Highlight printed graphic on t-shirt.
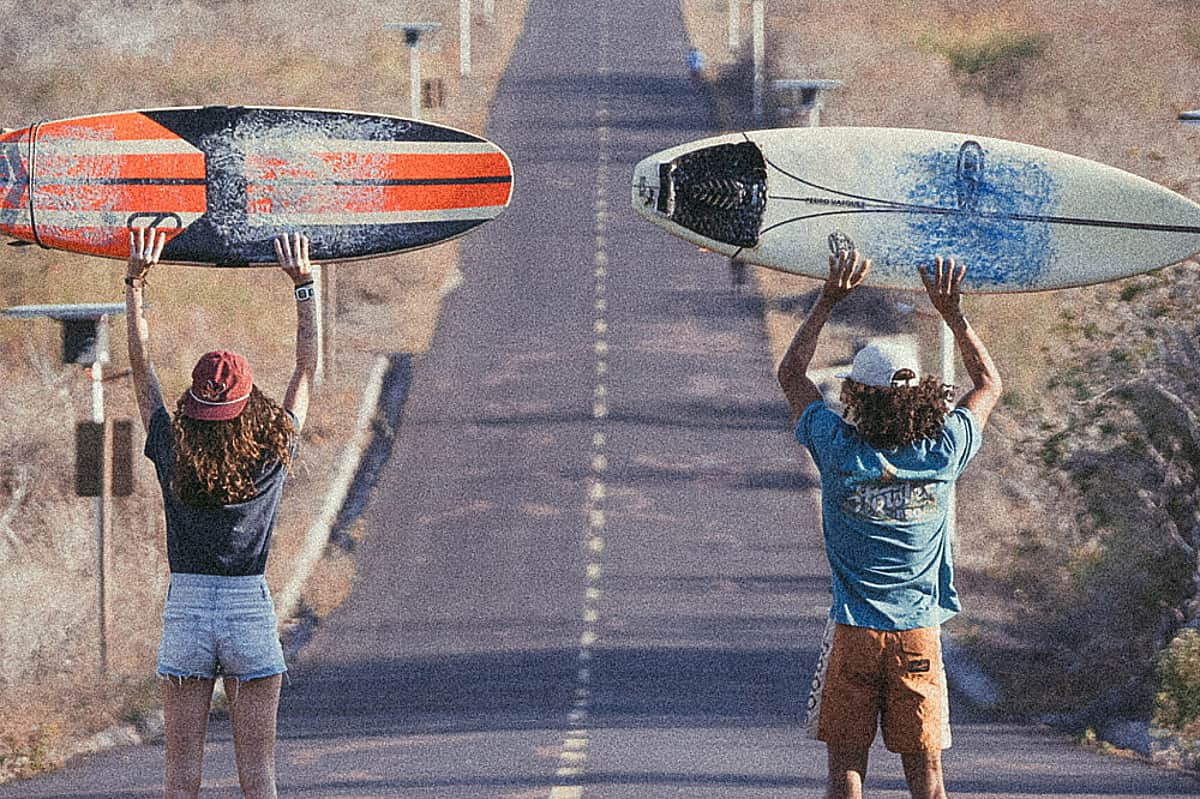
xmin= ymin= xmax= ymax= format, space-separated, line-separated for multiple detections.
xmin=841 ymin=479 xmax=939 ymax=523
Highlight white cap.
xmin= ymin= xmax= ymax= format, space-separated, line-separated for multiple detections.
xmin=838 ymin=339 xmax=921 ymax=388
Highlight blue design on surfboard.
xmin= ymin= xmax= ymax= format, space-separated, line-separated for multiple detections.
xmin=880 ymin=142 xmax=1059 ymax=288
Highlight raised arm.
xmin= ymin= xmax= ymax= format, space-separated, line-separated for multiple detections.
xmin=777 ymin=248 xmax=870 ymax=419
xmin=919 ymin=256 xmax=1003 ymax=429
xmin=125 ymin=227 xmax=167 ymax=430
xmin=276 ymin=233 xmax=318 ymax=432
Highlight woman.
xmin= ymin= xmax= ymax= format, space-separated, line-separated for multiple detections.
xmin=125 ymin=227 xmax=318 ymax=799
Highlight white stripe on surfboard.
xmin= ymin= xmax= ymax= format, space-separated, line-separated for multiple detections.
xmin=17 ymin=209 xmax=206 ymax=228
xmin=29 ymin=139 xmax=503 ymax=160
xmin=14 ymin=205 xmax=502 ymax=230
xmin=32 ymin=139 xmax=203 ymax=157
xmin=241 ymin=140 xmax=505 ymax=158
xmin=245 ymin=205 xmax=508 ymax=226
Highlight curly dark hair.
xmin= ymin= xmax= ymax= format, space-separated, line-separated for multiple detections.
xmin=840 ymin=375 xmax=955 ymax=450
xmin=170 ymin=386 xmax=295 ymax=506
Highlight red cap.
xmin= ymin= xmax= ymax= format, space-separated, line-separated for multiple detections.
xmin=183 ymin=351 xmax=253 ymax=421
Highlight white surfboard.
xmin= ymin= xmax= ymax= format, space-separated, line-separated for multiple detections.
xmin=631 ymin=127 xmax=1200 ymax=293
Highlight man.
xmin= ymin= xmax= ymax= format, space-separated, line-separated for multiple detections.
xmin=777 ymin=249 xmax=1002 ymax=799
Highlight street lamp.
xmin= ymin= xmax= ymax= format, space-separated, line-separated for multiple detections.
xmin=2 ymin=302 xmax=131 ymax=679
xmin=384 ymin=22 xmax=442 ymax=119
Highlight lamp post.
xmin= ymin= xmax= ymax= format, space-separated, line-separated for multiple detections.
xmin=385 ymin=22 xmax=442 ymax=119
xmin=2 ymin=303 xmax=128 ymax=679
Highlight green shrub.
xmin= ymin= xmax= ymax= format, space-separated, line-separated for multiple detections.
xmin=1155 ymin=628 xmax=1200 ymax=737
xmin=923 ymin=30 xmax=1049 ymax=76
xmin=1184 ymin=24 xmax=1200 ymax=58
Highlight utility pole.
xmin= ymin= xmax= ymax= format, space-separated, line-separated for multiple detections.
xmin=385 ymin=22 xmax=441 ymax=120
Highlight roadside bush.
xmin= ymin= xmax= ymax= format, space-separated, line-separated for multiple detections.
xmin=935 ymin=31 xmax=1050 ymax=76
xmin=1156 ymin=628 xmax=1200 ymax=738
xmin=920 ymin=28 xmax=1050 ymax=101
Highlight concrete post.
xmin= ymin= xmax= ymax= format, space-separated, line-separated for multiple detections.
xmin=728 ymin=0 xmax=739 ymax=52
xmin=90 ymin=360 xmax=110 ymax=678
xmin=752 ymin=0 xmax=765 ymax=120
xmin=409 ymin=47 xmax=422 ymax=119
xmin=460 ymin=0 xmax=472 ymax=77
xmin=941 ymin=319 xmax=957 ymax=547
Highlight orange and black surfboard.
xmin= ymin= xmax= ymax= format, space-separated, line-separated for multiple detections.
xmin=0 ymin=106 xmax=513 ymax=266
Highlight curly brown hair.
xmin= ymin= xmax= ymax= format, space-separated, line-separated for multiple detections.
xmin=840 ymin=376 xmax=955 ymax=450
xmin=170 ymin=386 xmax=295 ymax=506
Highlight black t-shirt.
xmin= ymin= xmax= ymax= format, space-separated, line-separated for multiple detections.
xmin=144 ymin=406 xmax=297 ymax=576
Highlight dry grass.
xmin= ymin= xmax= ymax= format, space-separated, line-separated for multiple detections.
xmin=683 ymin=0 xmax=1200 ymax=723
xmin=0 ymin=0 xmax=528 ymax=778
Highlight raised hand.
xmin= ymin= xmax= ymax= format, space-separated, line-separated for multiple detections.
xmin=918 ymin=256 xmax=966 ymax=321
xmin=274 ymin=232 xmax=312 ymax=285
xmin=821 ymin=247 xmax=871 ymax=304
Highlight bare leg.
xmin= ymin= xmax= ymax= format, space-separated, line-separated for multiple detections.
xmin=161 ymin=677 xmax=216 ymax=799
xmin=225 ymin=674 xmax=282 ymax=799
xmin=826 ymin=745 xmax=869 ymax=799
xmin=901 ymin=751 xmax=948 ymax=799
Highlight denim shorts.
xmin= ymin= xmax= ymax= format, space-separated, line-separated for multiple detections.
xmin=157 ymin=573 xmax=287 ymax=682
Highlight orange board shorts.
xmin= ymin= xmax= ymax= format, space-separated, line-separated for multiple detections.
xmin=805 ymin=620 xmax=951 ymax=753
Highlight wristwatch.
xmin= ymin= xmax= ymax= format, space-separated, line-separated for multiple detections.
xmin=294 ymin=282 xmax=315 ymax=302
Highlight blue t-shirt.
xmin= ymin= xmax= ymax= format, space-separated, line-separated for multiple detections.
xmin=144 ymin=406 xmax=297 ymax=576
xmin=795 ymin=401 xmax=982 ymax=631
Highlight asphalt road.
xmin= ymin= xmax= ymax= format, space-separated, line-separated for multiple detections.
xmin=4 ymin=0 xmax=1199 ymax=797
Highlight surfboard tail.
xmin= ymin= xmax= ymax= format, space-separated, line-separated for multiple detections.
xmin=655 ymin=140 xmax=767 ymax=249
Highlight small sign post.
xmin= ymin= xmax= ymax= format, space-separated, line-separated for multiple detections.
xmin=385 ymin=22 xmax=442 ymax=120
xmin=2 ymin=303 xmax=129 ymax=679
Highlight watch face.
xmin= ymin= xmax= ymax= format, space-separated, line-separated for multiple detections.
xmin=295 ymin=286 xmax=314 ymax=301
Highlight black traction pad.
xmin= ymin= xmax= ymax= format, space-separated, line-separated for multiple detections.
xmin=663 ymin=140 xmax=766 ymax=249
